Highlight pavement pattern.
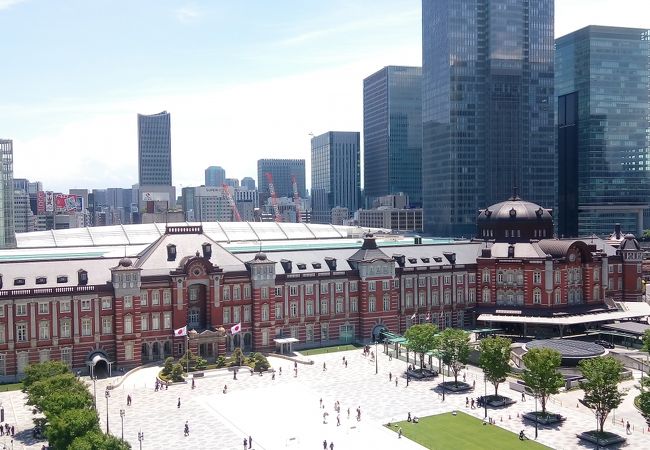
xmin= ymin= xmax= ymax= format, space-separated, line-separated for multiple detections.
xmin=1 ymin=348 xmax=650 ymax=449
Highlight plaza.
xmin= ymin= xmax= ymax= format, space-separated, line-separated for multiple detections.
xmin=1 ymin=347 xmax=650 ymax=449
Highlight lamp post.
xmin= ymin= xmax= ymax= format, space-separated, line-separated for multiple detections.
xmin=375 ymin=341 xmax=378 ymax=375
xmin=92 ymin=376 xmax=97 ymax=410
xmin=138 ymin=430 xmax=144 ymax=450
xmin=534 ymin=392 xmax=538 ymax=439
xmin=120 ymin=409 xmax=125 ymax=441
xmin=104 ymin=389 xmax=110 ymax=434
xmin=442 ymin=364 xmax=446 ymax=401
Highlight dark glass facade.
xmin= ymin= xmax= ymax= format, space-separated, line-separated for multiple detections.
xmin=556 ymin=26 xmax=650 ymax=236
xmin=205 ymin=166 xmax=226 ymax=187
xmin=138 ymin=111 xmax=172 ymax=186
xmin=557 ymin=92 xmax=579 ymax=237
xmin=363 ymin=66 xmax=422 ymax=207
xmin=311 ymin=132 xmax=361 ymax=224
xmin=422 ymin=0 xmax=555 ymax=236
xmin=256 ymin=159 xmax=306 ymax=203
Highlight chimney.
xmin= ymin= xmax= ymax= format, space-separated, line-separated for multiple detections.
xmin=202 ymin=242 xmax=212 ymax=259
xmin=167 ymin=244 xmax=177 ymax=261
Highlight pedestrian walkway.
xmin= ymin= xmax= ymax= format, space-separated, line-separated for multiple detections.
xmin=3 ymin=348 xmax=650 ymax=449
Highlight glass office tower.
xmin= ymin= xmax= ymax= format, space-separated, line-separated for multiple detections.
xmin=422 ymin=0 xmax=555 ymax=236
xmin=0 ymin=139 xmax=15 ymax=248
xmin=556 ymin=26 xmax=650 ymax=236
xmin=311 ymin=132 xmax=361 ymax=224
xmin=138 ymin=111 xmax=172 ymax=186
xmin=364 ymin=66 xmax=422 ymax=207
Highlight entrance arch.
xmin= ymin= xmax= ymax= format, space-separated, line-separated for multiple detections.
xmin=141 ymin=343 xmax=150 ymax=362
xmin=87 ymin=351 xmax=112 ymax=378
xmin=371 ymin=324 xmax=388 ymax=342
xmin=152 ymin=342 xmax=161 ymax=360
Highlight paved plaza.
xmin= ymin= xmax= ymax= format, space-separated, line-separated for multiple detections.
xmin=1 ymin=349 xmax=650 ymax=449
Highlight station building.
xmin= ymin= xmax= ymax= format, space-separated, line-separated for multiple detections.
xmin=0 ymin=195 xmax=647 ymax=381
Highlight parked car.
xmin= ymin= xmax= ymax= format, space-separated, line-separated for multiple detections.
xmin=595 ymin=339 xmax=615 ymax=349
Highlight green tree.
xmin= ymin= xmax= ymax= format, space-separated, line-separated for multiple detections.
xmin=253 ymin=353 xmax=270 ymax=372
xmin=22 ymin=360 xmax=70 ymax=391
xmin=639 ymin=329 xmax=650 ymax=423
xmin=46 ymin=407 xmax=100 ymax=450
xmin=70 ymin=431 xmax=131 ymax=450
xmin=171 ymin=363 xmax=184 ymax=382
xmin=437 ymin=328 xmax=471 ymax=386
xmin=404 ymin=323 xmax=438 ymax=370
xmin=638 ymin=392 xmax=650 ymax=426
xmin=231 ymin=347 xmax=244 ymax=366
xmin=162 ymin=357 xmax=174 ymax=376
xmin=579 ymin=356 xmax=625 ymax=434
xmin=522 ymin=348 xmax=564 ymax=416
xmin=27 ymin=373 xmax=79 ymax=412
xmin=38 ymin=383 xmax=93 ymax=418
xmin=479 ymin=336 xmax=512 ymax=398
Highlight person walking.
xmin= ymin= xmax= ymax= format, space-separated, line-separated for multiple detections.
xmin=177 ymin=397 xmax=181 ymax=408
xmin=347 ymin=407 xmax=350 ymax=419
xmin=395 ymin=378 xmax=398 ymax=387
xmin=127 ymin=394 xmax=132 ymax=406
xmin=337 ymin=414 xmax=341 ymax=426
xmin=243 ymin=438 xmax=248 ymax=449
xmin=329 ymin=442 xmax=334 ymax=450
xmin=626 ymin=421 xmax=631 ymax=434
xmin=320 ymin=398 xmax=323 ymax=408
xmin=323 ymin=439 xmax=327 ymax=449
xmin=248 ymin=435 xmax=252 ymax=448
xmin=389 ymin=372 xmax=392 ymax=382
xmin=184 ymin=421 xmax=189 ymax=436
xmin=398 ymin=427 xmax=403 ymax=439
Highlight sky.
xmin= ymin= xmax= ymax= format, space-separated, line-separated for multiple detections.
xmin=1 ymin=0 xmax=649 ymax=193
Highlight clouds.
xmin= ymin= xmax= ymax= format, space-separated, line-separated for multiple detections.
xmin=0 ymin=0 xmax=26 ymax=11
xmin=174 ymin=5 xmax=201 ymax=24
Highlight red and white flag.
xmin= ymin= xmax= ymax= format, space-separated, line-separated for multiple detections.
xmin=174 ymin=326 xmax=187 ymax=337
xmin=426 ymin=313 xmax=431 ymax=321
xmin=230 ymin=322 xmax=242 ymax=335
xmin=410 ymin=313 xmax=416 ymax=320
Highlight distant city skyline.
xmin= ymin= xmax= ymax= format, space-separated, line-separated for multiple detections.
xmin=0 ymin=0 xmax=648 ymax=193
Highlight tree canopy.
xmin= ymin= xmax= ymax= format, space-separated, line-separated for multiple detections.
xmin=579 ymin=356 xmax=625 ymax=434
xmin=479 ymin=336 xmax=512 ymax=397
xmin=404 ymin=323 xmax=438 ymax=369
xmin=522 ymin=347 xmax=564 ymax=416
xmin=22 ymin=360 xmax=69 ymax=391
xmin=437 ymin=328 xmax=471 ymax=386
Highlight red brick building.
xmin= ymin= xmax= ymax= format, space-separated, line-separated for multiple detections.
xmin=0 ymin=197 xmax=646 ymax=381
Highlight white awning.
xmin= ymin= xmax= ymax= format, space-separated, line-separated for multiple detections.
xmin=90 ymin=353 xmax=108 ymax=366
xmin=478 ymin=302 xmax=650 ymax=326
xmin=274 ymin=338 xmax=299 ymax=344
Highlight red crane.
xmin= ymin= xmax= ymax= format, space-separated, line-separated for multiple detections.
xmin=291 ymin=175 xmax=302 ymax=223
xmin=265 ymin=172 xmax=282 ymax=222
xmin=222 ymin=184 xmax=242 ymax=222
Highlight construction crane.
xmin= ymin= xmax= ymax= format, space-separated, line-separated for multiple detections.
xmin=265 ymin=172 xmax=282 ymax=222
xmin=291 ymin=175 xmax=302 ymax=223
xmin=222 ymin=184 xmax=242 ymax=222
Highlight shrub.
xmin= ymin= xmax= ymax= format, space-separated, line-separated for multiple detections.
xmin=171 ymin=363 xmax=184 ymax=382
xmin=215 ymin=356 xmax=226 ymax=368
xmin=162 ymin=357 xmax=174 ymax=376
xmin=253 ymin=353 xmax=270 ymax=372
xmin=195 ymin=357 xmax=207 ymax=370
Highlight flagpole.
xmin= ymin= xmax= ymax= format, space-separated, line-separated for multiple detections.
xmin=186 ymin=333 xmax=189 ymax=376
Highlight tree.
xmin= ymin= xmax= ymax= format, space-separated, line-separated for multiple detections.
xmin=437 ymin=328 xmax=471 ymax=386
xmin=639 ymin=330 xmax=650 ymax=423
xmin=38 ymin=384 xmax=93 ymax=418
xmin=46 ymin=408 xmax=101 ymax=450
xmin=231 ymin=347 xmax=244 ymax=366
xmin=638 ymin=392 xmax=650 ymax=426
xmin=162 ymin=357 xmax=174 ymax=376
xmin=70 ymin=431 xmax=131 ymax=450
xmin=479 ymin=336 xmax=512 ymax=397
xmin=27 ymin=373 xmax=80 ymax=412
xmin=171 ymin=363 xmax=184 ymax=382
xmin=579 ymin=356 xmax=625 ymax=434
xmin=22 ymin=360 xmax=69 ymax=391
xmin=522 ymin=348 xmax=564 ymax=416
xmin=253 ymin=353 xmax=270 ymax=372
xmin=404 ymin=323 xmax=438 ymax=370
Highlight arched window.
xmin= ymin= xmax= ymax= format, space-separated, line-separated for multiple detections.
xmin=533 ymin=289 xmax=542 ymax=304
xmin=482 ymin=288 xmax=491 ymax=303
xmin=593 ymin=287 xmax=600 ymax=300
xmin=554 ymin=289 xmax=561 ymax=304
xmin=320 ymin=299 xmax=328 ymax=315
xmin=124 ymin=315 xmax=133 ymax=334
xmin=188 ymin=308 xmax=200 ymax=327
xmin=261 ymin=304 xmax=269 ymax=321
xmin=497 ymin=271 xmax=504 ymax=283
xmin=482 ymin=269 xmax=490 ymax=283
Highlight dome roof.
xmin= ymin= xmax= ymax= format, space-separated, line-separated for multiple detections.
xmin=118 ymin=258 xmax=133 ymax=267
xmin=476 ymin=195 xmax=554 ymax=243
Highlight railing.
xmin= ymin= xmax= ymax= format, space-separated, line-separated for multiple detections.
xmin=0 ymin=285 xmax=97 ymax=297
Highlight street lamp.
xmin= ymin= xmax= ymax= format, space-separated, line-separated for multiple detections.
xmin=375 ymin=341 xmax=378 ymax=375
xmin=120 ymin=409 xmax=125 ymax=441
xmin=442 ymin=364 xmax=446 ymax=401
xmin=93 ymin=376 xmax=97 ymax=410
xmin=138 ymin=430 xmax=144 ymax=450
xmin=534 ymin=392 xmax=538 ymax=439
xmin=105 ymin=389 xmax=111 ymax=434
xmin=484 ymin=373 xmax=488 ymax=419
xmin=595 ymin=412 xmax=601 ymax=450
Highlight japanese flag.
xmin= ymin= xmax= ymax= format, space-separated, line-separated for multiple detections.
xmin=426 ymin=313 xmax=431 ymax=321
xmin=230 ymin=323 xmax=242 ymax=335
xmin=174 ymin=326 xmax=187 ymax=337
xmin=410 ymin=313 xmax=416 ymax=320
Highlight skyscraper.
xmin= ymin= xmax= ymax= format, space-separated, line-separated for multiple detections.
xmin=205 ymin=166 xmax=226 ymax=187
xmin=241 ymin=177 xmax=256 ymax=191
xmin=364 ymin=66 xmax=422 ymax=207
xmin=0 ymin=139 xmax=16 ymax=247
xmin=257 ymin=159 xmax=306 ymax=203
xmin=556 ymin=26 xmax=650 ymax=237
xmin=311 ymin=132 xmax=361 ymax=224
xmin=422 ymin=0 xmax=555 ymax=236
xmin=138 ymin=111 xmax=172 ymax=186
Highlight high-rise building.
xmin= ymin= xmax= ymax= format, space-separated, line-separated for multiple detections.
xmin=205 ymin=166 xmax=226 ymax=187
xmin=257 ymin=159 xmax=306 ymax=203
xmin=363 ymin=66 xmax=422 ymax=207
xmin=225 ymin=178 xmax=239 ymax=188
xmin=0 ymin=139 xmax=15 ymax=247
xmin=556 ymin=26 xmax=650 ymax=237
xmin=422 ymin=0 xmax=556 ymax=236
xmin=311 ymin=132 xmax=361 ymax=224
xmin=241 ymin=177 xmax=256 ymax=191
xmin=138 ymin=111 xmax=172 ymax=186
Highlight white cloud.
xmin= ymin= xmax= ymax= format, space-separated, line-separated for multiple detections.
xmin=12 ymin=43 xmax=421 ymax=193
xmin=174 ymin=5 xmax=201 ymax=23
xmin=0 ymin=0 xmax=27 ymax=11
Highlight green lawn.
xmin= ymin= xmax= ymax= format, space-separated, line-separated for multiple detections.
xmin=386 ymin=412 xmax=551 ymax=450
xmin=0 ymin=382 xmax=22 ymax=392
xmin=299 ymin=344 xmax=361 ymax=356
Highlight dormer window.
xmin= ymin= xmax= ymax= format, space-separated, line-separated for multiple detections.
xmin=408 ymin=258 xmax=417 ymax=264
xmin=14 ymin=278 xmax=25 ymax=286
xmin=312 ymin=263 xmax=321 ymax=269
xmin=421 ymin=258 xmax=430 ymax=263
xmin=36 ymin=277 xmax=47 ymax=285
xmin=297 ymin=263 xmax=307 ymax=270
xmin=434 ymin=257 xmax=442 ymax=262
xmin=57 ymin=275 xmax=68 ymax=284
xmin=77 ymin=269 xmax=88 ymax=286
